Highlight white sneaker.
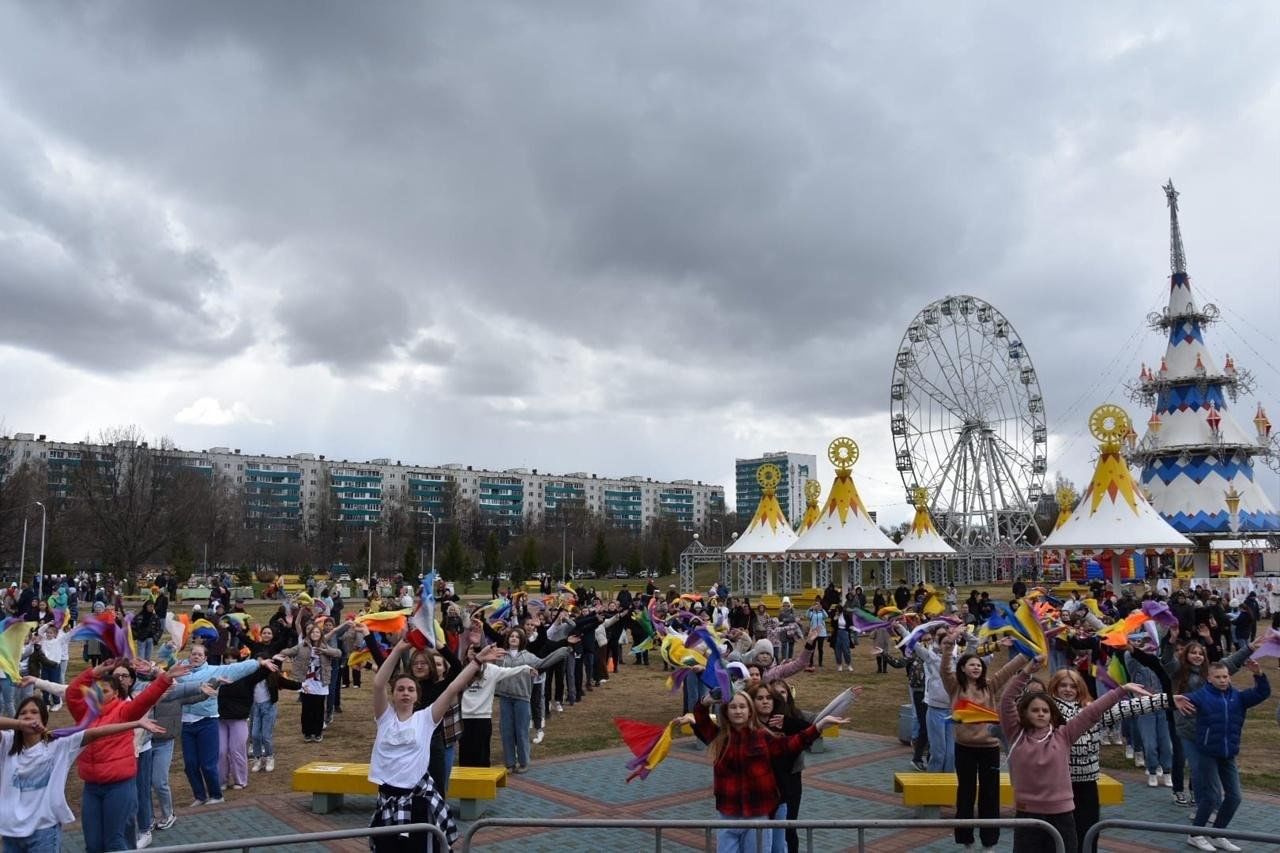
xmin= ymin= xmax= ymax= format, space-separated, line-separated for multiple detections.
xmin=555 ymin=702 xmax=564 ymax=713
xmin=189 ymin=799 xmax=205 ymax=808
xmin=251 ymin=758 xmax=262 ymax=773
xmin=155 ymin=815 xmax=176 ymax=831
xmin=205 ymin=797 xmax=225 ymax=805
xmin=1186 ymin=837 xmax=1216 ymax=852
xmin=265 ymin=756 xmax=275 ymax=772
xmin=1148 ymin=774 xmax=1159 ymax=787
xmin=1210 ymin=839 xmax=1242 ymax=852
xmin=136 ymin=830 xmax=153 ymax=849
xmin=1136 ymin=754 xmax=1146 ymax=767
xmin=1125 ymin=746 xmax=1135 ymax=759
xmin=1163 ymin=774 xmax=1174 ymax=788
xmin=534 ymin=729 xmax=544 ymax=744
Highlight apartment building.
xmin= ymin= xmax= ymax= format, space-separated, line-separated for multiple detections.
xmin=734 ymin=451 xmax=817 ymax=528
xmin=1 ymin=433 xmax=725 ymax=534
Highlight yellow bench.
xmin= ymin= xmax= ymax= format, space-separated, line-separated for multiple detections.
xmin=893 ymin=771 xmax=1123 ymax=817
xmin=293 ymin=762 xmax=507 ymax=819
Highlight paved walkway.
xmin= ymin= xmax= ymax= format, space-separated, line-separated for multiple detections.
xmin=64 ymin=731 xmax=1280 ymax=851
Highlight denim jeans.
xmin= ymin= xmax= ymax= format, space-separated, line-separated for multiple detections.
xmin=780 ymin=636 xmax=795 ymax=661
xmin=716 ymin=812 xmax=763 ymax=853
xmin=0 ymin=675 xmax=13 ymax=718
xmin=683 ymin=669 xmax=708 ymax=715
xmin=441 ymin=742 xmax=456 ymax=797
xmin=1193 ymin=753 xmax=1243 ymax=829
xmin=250 ymin=700 xmax=278 ymax=757
xmin=925 ymin=706 xmax=955 ymax=772
xmin=135 ymin=747 xmax=155 ymax=833
xmin=833 ymin=629 xmax=851 ymax=666
xmin=498 ymin=695 xmax=532 ymax=769
xmin=82 ymin=778 xmax=138 ymax=853
xmin=1135 ymin=714 xmax=1172 ymax=774
xmin=181 ymin=716 xmax=223 ymax=801
xmin=327 ymin=659 xmax=342 ymax=713
xmin=150 ymin=739 xmax=175 ymax=821
xmin=769 ymin=801 xmax=788 ymax=853
xmin=1 ymin=824 xmax=61 ymax=853
xmin=137 ymin=638 xmax=155 ymax=662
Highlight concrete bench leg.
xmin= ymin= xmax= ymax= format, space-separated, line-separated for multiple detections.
xmin=456 ymin=798 xmax=482 ymax=820
xmin=311 ymin=792 xmax=343 ymax=814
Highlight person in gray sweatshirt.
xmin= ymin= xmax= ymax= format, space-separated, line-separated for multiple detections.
xmin=495 ymin=628 xmax=573 ymax=773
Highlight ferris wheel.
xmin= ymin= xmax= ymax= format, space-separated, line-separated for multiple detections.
xmin=889 ymin=295 xmax=1048 ymax=550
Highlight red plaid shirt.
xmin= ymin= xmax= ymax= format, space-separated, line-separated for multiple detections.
xmin=692 ymin=703 xmax=819 ymax=817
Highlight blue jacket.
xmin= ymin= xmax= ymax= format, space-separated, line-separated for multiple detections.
xmin=1186 ymin=674 xmax=1270 ymax=758
xmin=175 ymin=659 xmax=263 ymax=720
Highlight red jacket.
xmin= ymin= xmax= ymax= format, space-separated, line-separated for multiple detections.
xmin=692 ymin=703 xmax=819 ymax=817
xmin=68 ymin=667 xmax=172 ymax=784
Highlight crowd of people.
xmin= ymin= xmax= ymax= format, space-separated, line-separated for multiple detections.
xmin=0 ymin=571 xmax=1275 ymax=852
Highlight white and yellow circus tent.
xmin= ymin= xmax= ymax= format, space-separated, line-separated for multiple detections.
xmin=900 ymin=487 xmax=956 ymax=556
xmin=723 ymin=463 xmax=796 ymax=594
xmin=796 ymin=479 xmax=823 ymax=534
xmin=724 ymin=463 xmax=797 ymax=558
xmin=788 ymin=437 xmax=902 ymax=590
xmin=1042 ymin=405 xmax=1191 ymax=583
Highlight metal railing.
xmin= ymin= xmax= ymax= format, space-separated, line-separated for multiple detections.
xmin=461 ymin=817 xmax=1065 ymax=853
xmin=146 ymin=822 xmax=449 ymax=852
xmin=1083 ymin=818 xmax=1277 ymax=851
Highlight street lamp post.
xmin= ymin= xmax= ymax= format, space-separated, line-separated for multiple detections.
xmin=17 ymin=515 xmax=28 ymax=590
xmin=423 ymin=510 xmax=437 ymax=576
xmin=561 ymin=523 xmax=567 ymax=584
xmin=33 ymin=501 xmax=47 ymax=596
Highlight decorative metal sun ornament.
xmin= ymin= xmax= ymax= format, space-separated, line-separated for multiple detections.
xmin=804 ymin=479 xmax=822 ymax=502
xmin=911 ymin=486 xmax=929 ymax=508
xmin=828 ymin=437 xmax=859 ymax=471
xmin=1089 ymin=404 xmax=1131 ymax=446
xmin=756 ymin=463 xmax=782 ymax=493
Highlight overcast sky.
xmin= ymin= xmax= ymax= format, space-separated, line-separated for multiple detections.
xmin=1 ymin=2 xmax=1277 ymax=525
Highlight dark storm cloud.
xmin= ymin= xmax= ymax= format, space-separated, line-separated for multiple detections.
xmin=0 ymin=1 xmax=1276 ymax=436
xmin=0 ymin=118 xmax=248 ymax=370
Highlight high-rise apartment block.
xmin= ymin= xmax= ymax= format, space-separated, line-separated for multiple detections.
xmin=734 ymin=451 xmax=817 ymax=529
xmin=0 ymin=433 xmax=725 ymax=535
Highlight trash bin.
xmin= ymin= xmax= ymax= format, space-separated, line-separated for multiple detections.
xmin=898 ymin=703 xmax=915 ymax=745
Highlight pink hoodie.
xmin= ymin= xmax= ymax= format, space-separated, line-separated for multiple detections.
xmin=999 ymin=670 xmax=1125 ymax=814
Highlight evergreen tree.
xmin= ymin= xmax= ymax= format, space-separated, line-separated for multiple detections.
xmin=589 ymin=532 xmax=611 ymax=575
xmin=516 ymin=536 xmax=539 ymax=586
xmin=658 ymin=536 xmax=673 ymax=575
xmin=483 ymin=531 xmax=502 ymax=578
xmin=403 ymin=543 xmax=420 ymax=578
xmin=440 ymin=526 xmax=469 ymax=582
xmin=626 ymin=544 xmax=644 ymax=576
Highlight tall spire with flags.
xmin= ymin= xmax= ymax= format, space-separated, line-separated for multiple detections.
xmin=1164 ymin=179 xmax=1187 ymax=276
xmin=1129 ymin=182 xmax=1279 ymax=542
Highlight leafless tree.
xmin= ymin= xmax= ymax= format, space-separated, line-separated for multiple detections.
xmin=62 ymin=426 xmax=205 ymax=582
